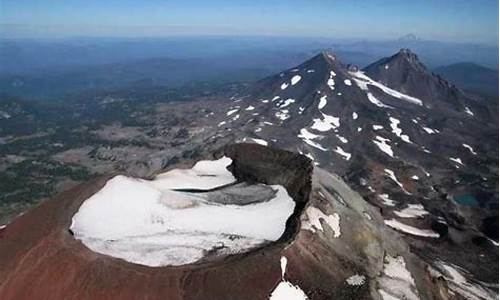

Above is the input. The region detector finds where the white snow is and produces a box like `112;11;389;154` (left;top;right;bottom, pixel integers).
244;138;268;146
269;256;308;300
71;157;296;267
291;75;302;86
357;127;362;132
318;95;327;109
226;109;239;116
378;194;397;207
344;79;352;86
327;72;335;90
279;98;295;108
373;125;384;130
373;136;394;157
422;126;438;134
350;71;423;106
336;135;348;144
334;146;351;161
311;113;340;132
346;274;366;286
384;64;389;70
449;157;463;165
384;219;440;238
272;96;280;101
435;262;497;300
218;121;226;127
307;69;315;73
281;83;289;90
301;206;341;237
275;110;290;121
298;107;305;114
377;254;419;300
152;157;236;190
262;99;270;103
384;169;410;194
389;117;411;143
383;255;415;285
394;204;429;218
464;106;474;116
298;128;327;151
367;92;393;108
462;144;477;155
352;112;358;120
411;175;419;180
245;106;255;111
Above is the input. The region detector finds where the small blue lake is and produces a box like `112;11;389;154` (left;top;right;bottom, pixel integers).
454;194;479;207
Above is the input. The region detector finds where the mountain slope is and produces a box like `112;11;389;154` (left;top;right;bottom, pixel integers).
0;144;454;300
204;50;498;296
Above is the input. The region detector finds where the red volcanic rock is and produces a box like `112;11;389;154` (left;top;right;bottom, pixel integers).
0;144;448;300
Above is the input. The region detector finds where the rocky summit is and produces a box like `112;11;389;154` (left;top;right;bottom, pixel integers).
0;50;497;300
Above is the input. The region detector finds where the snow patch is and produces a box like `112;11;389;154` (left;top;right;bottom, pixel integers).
311;113;340;132
384;219;439;238
384;169;410;194
464;106;474;116
378;255;419;300
334;146;351;161
449;157;463;165
226;109;239;116
71;158;296;267
389;117;411;143
373;136;394;157
350;71;423;106
422;126;438;134
318;95;327;109
298;129;327;151
434;262;497;300
291;75;302;86
394;204;429;218
269;256;308;300
378;194;397;207
346;274;366;286
462;144;477;155
302;206;341;237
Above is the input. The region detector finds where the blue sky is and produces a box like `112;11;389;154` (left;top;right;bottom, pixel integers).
1;0;498;44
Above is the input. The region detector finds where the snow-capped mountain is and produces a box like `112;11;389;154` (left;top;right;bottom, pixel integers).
0;50;497;300
208;49;498;291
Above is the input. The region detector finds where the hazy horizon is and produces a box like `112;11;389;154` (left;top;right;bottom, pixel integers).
1;0;498;45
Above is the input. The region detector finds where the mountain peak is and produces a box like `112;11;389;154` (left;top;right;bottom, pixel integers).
398;33;419;42
307;50;338;67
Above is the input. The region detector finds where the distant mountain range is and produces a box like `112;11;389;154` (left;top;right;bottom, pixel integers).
434;62;499;97
0;36;498;101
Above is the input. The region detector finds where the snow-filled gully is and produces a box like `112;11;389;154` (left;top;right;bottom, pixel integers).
70;147;313;268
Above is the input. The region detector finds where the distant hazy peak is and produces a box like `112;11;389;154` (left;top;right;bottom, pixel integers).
398;33;419;42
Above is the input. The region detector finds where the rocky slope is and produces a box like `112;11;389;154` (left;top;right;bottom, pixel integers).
199;50;498;295
0;143;476;300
